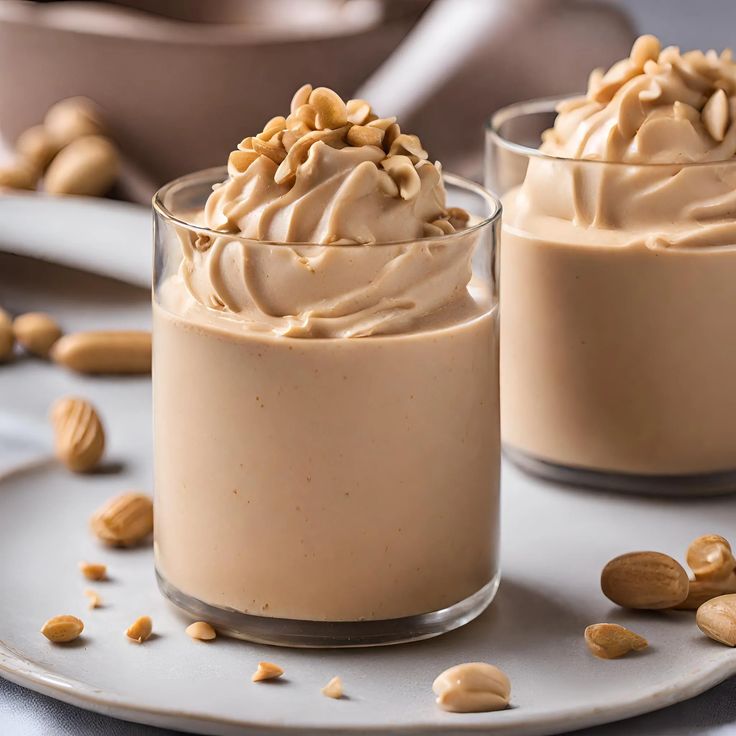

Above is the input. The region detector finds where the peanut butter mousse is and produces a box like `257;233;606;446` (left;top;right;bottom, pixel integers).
153;85;500;628
502;36;736;479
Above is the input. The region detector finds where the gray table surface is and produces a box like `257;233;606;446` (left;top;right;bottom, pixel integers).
1;252;735;736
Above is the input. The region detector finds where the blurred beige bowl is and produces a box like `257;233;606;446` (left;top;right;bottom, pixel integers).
0;0;423;184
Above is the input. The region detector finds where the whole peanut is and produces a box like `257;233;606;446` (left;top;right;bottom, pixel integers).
44;135;119;197
13;312;62;357
16;125;60;171
0;160;38;191
44;97;104;148
52;331;151;374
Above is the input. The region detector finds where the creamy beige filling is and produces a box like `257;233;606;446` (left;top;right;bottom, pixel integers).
154;289;500;620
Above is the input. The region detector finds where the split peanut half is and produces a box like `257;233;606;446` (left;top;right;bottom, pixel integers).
696;594;736;646
584;623;648;659
432;662;510;713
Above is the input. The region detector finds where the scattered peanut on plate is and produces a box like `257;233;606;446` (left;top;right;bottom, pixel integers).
584;623;648;659
79;561;107;581
41;615;84;643
432;662;510;713
84;589;102;610
696;594;736;646
49;396;106;473
600;551;689;609
186;622;217;641
90;492;154;547
321;676;344;699
599;532;736;651
252;661;284;682
125;616;153;643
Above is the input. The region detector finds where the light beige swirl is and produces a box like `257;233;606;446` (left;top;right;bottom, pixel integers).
509;35;736;247
178;225;476;339
204;141;450;244
174;85;477;337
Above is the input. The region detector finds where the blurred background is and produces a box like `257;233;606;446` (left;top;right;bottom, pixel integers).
0;0;735;200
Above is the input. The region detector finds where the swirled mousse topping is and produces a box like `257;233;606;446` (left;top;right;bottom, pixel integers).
508;36;736;246
542;35;736;163
204;84;467;242
176;85;477;338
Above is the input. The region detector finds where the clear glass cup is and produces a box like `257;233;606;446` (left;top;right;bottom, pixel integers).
487;98;736;496
152;168;501;646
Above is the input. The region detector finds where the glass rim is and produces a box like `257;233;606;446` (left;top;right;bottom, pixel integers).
487;95;736;169
153;167;501;248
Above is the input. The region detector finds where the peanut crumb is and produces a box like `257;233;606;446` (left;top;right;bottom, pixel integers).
79;561;107;581
125;615;153;643
186;621;217;641
252;661;284;682
321;676;344;699
83;588;102;609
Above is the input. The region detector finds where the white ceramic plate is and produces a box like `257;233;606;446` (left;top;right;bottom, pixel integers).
1;256;735;736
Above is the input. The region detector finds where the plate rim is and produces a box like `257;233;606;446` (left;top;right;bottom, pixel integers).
1;639;735;736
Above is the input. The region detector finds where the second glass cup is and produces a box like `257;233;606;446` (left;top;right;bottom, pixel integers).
152;168;501;646
487;98;736;495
